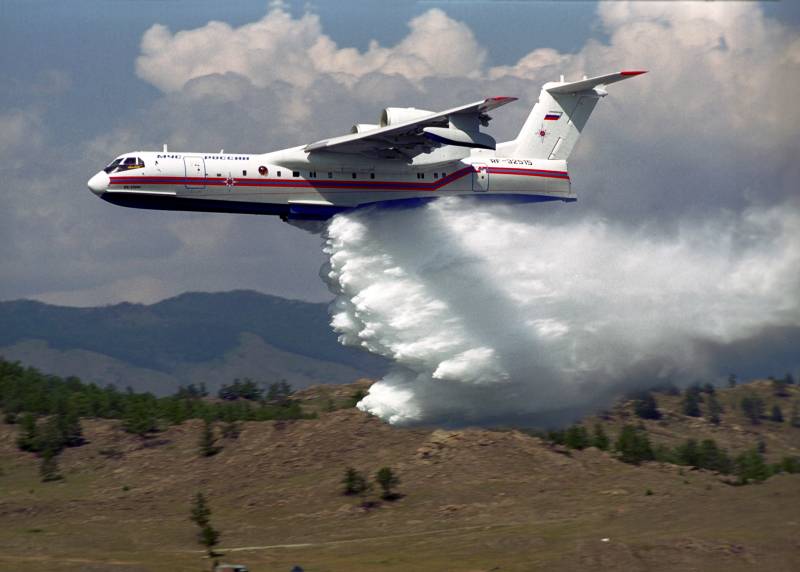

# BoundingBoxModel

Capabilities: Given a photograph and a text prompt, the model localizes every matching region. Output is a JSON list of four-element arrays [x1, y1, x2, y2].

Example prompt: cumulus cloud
[[323, 198, 800, 425], [3, 0, 799, 328], [136, 6, 485, 92]]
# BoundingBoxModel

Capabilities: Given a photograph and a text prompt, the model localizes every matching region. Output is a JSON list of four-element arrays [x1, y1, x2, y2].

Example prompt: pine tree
[[564, 425, 591, 450], [16, 412, 39, 452], [591, 423, 610, 451], [633, 392, 661, 420], [341, 467, 368, 496], [375, 467, 400, 500], [59, 410, 85, 447], [741, 395, 764, 424], [770, 405, 784, 423], [39, 448, 63, 482], [735, 449, 771, 484], [698, 439, 733, 474], [682, 388, 702, 417], [199, 418, 221, 457], [122, 399, 157, 437], [727, 374, 737, 388], [190, 493, 220, 558], [790, 401, 800, 428], [614, 425, 654, 465], [706, 394, 723, 425]]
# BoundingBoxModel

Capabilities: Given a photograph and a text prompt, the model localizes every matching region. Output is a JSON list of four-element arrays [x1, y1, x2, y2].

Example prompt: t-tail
[[508, 70, 646, 159]]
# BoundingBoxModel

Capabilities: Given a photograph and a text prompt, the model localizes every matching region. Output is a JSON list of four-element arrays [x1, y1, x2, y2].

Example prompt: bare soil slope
[[1, 382, 798, 572]]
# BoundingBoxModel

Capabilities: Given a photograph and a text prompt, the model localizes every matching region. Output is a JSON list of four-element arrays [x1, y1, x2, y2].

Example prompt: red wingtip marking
[[487, 96, 518, 102], [621, 70, 647, 76]]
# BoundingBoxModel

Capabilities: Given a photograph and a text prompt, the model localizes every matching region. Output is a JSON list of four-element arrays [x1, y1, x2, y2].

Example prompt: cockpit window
[[103, 158, 122, 174], [105, 157, 145, 173]]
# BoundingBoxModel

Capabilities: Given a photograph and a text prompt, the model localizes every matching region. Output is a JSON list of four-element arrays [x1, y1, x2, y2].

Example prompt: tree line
[[0, 357, 314, 481], [542, 422, 799, 485], [0, 358, 312, 428]]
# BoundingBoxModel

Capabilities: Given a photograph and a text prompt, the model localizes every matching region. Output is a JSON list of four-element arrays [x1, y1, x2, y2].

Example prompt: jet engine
[[380, 107, 434, 127], [350, 123, 380, 134]]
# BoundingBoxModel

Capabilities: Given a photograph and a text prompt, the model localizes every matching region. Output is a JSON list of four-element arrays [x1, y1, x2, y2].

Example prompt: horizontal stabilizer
[[547, 70, 646, 95]]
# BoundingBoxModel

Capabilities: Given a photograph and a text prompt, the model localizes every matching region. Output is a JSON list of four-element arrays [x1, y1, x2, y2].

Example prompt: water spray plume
[[322, 198, 800, 426]]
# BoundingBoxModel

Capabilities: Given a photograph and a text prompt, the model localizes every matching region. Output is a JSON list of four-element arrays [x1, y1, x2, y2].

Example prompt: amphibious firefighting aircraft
[[87, 71, 645, 222]]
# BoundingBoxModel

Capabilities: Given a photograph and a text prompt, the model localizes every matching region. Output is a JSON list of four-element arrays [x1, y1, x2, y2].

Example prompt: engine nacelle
[[380, 107, 434, 127], [350, 123, 380, 134]]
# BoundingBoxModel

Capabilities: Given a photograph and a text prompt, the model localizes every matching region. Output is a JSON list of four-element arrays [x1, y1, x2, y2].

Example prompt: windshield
[[104, 157, 145, 174], [103, 158, 122, 174]]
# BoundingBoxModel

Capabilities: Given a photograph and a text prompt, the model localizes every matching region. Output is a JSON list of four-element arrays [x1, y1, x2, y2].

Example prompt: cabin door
[[183, 156, 206, 190], [471, 163, 489, 192]]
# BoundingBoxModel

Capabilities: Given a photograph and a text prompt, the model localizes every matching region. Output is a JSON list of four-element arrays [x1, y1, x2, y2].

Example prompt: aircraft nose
[[87, 171, 110, 195]]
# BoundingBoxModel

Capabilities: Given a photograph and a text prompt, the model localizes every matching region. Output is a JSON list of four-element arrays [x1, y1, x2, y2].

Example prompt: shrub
[[375, 467, 400, 500], [341, 467, 369, 496]]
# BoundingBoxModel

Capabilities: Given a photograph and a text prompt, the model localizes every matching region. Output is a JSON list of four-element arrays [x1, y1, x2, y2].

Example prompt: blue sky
[[0, 0, 798, 306]]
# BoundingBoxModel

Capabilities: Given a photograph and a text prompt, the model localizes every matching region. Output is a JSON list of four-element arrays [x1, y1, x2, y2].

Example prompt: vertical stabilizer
[[510, 71, 645, 160]]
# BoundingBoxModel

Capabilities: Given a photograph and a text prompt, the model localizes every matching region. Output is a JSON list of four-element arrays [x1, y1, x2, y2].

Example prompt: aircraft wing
[[304, 97, 517, 159]]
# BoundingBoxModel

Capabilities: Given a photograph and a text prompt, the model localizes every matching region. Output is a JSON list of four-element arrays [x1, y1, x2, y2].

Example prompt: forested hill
[[0, 290, 386, 394]]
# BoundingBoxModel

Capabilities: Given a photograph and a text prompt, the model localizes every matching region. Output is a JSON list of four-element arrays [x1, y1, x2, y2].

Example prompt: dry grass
[[0, 381, 798, 571]]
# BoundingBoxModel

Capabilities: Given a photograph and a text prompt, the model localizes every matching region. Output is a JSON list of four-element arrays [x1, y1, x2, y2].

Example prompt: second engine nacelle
[[350, 123, 380, 134], [380, 107, 434, 127]]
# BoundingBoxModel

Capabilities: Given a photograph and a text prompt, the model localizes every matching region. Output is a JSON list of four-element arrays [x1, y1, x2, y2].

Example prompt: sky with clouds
[[1, 0, 798, 307]]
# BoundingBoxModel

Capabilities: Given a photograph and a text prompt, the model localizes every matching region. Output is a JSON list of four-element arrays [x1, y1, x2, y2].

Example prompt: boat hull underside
[[100, 192, 576, 221]]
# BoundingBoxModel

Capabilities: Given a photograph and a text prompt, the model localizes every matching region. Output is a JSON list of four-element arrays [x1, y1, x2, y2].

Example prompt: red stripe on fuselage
[[108, 166, 569, 190]]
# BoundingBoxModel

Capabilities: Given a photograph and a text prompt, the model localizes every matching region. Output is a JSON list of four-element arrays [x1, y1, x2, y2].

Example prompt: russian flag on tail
[[544, 111, 562, 121]]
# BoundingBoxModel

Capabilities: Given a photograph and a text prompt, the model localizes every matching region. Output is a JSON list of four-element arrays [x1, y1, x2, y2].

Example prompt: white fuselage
[[88, 147, 573, 221]]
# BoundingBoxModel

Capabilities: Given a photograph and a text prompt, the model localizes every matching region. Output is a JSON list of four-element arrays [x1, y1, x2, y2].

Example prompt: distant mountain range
[[0, 290, 386, 395]]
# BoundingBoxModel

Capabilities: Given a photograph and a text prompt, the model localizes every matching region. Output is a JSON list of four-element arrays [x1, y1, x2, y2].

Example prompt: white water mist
[[322, 198, 800, 425]]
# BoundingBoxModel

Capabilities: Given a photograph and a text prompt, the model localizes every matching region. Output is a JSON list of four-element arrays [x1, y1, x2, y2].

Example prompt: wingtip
[[620, 70, 647, 76]]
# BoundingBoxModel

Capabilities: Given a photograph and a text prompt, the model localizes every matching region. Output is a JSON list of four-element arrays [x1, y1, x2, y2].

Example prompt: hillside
[[0, 380, 798, 571], [0, 291, 386, 394]]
